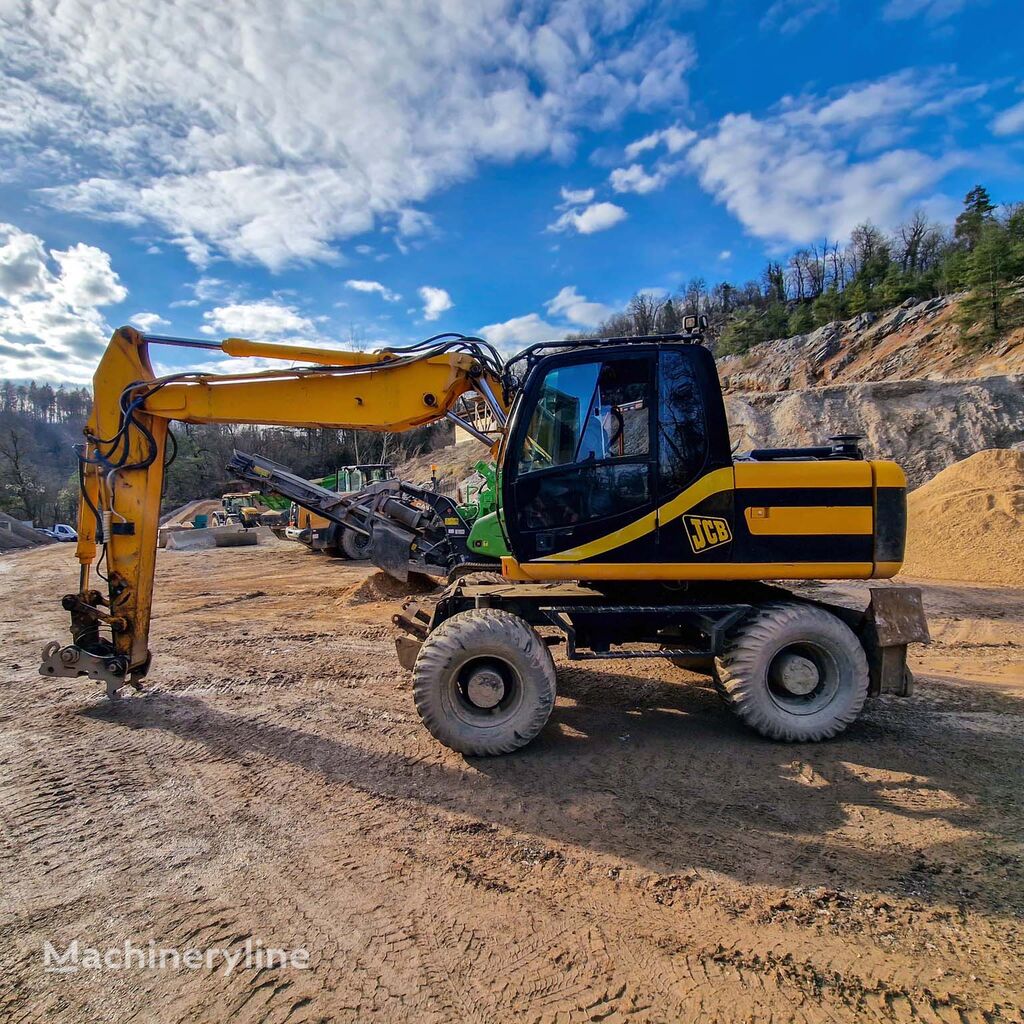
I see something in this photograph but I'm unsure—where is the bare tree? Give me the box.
[627,292,665,335]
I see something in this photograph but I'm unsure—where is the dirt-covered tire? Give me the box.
[340,527,371,560]
[413,608,556,756]
[715,603,869,742]
[457,571,506,586]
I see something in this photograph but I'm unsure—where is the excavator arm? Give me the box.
[40,325,507,696]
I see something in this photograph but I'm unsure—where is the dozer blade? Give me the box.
[369,519,416,582]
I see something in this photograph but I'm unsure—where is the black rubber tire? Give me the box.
[340,527,372,560]
[446,562,503,584]
[413,608,556,756]
[715,602,869,742]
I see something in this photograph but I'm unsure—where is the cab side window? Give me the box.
[658,349,708,493]
[515,357,653,532]
[519,359,650,474]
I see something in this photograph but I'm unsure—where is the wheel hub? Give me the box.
[771,652,820,696]
[465,666,506,709]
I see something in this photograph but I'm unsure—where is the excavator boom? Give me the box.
[41,326,507,694]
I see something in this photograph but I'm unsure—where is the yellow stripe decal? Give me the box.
[539,466,734,562]
[734,461,872,489]
[743,505,873,536]
[502,558,877,582]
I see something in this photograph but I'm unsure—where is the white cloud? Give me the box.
[760,0,837,34]
[882,0,972,20]
[609,161,684,195]
[992,99,1024,136]
[0,223,127,381]
[809,70,935,127]
[345,279,400,302]
[718,250,732,260]
[479,313,559,350]
[419,286,453,321]
[193,277,230,302]
[202,300,314,339]
[549,201,627,235]
[623,123,695,159]
[687,72,969,245]
[1,2,695,270]
[559,186,595,206]
[545,286,613,327]
[481,285,612,350]
[129,312,170,332]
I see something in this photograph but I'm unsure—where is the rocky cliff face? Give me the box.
[725,375,1024,488]
[717,292,1024,394]
[717,290,1024,487]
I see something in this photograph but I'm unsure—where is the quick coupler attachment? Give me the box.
[39,641,130,699]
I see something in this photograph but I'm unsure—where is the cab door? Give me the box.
[653,346,735,563]
[502,350,659,565]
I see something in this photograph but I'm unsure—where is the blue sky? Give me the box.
[0,0,1022,382]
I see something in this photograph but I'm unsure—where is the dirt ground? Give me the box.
[1,542,1022,1023]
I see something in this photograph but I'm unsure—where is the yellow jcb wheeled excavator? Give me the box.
[41,323,928,754]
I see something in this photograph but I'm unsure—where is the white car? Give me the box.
[50,524,78,542]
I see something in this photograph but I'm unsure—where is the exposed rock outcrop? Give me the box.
[718,292,1024,394]
[725,374,1024,488]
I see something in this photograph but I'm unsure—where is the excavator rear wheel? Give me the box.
[715,603,868,742]
[412,608,556,756]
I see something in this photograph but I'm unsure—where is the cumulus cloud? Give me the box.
[419,286,453,321]
[201,300,315,339]
[345,279,400,302]
[549,201,627,235]
[0,223,127,381]
[129,312,170,332]
[481,285,612,350]
[544,286,612,327]
[992,99,1024,136]
[559,186,596,206]
[1,2,695,270]
[623,123,695,159]
[478,313,559,350]
[687,70,970,245]
[609,162,684,195]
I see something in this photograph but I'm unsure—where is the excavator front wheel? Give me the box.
[340,527,372,560]
[715,603,869,742]
[412,608,556,756]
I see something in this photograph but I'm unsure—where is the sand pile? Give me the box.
[338,571,438,605]
[902,449,1024,585]
[0,513,54,552]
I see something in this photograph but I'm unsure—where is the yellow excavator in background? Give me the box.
[40,323,927,755]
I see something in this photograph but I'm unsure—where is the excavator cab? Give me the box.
[501,343,731,567]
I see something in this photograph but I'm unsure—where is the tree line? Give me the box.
[1,381,93,423]
[575,185,1024,355]
[0,410,451,527]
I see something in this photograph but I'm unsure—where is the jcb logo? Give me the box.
[684,515,731,554]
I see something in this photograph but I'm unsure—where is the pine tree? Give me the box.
[788,302,814,335]
[845,280,871,316]
[954,185,995,250]
[812,286,847,327]
[956,220,1023,347]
